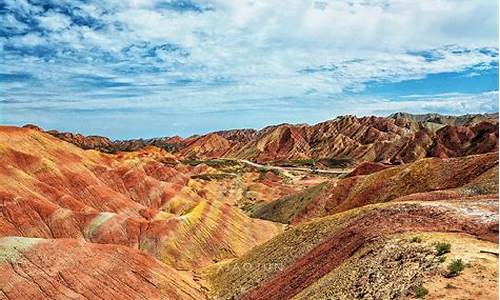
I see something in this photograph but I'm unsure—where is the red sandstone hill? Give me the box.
[225,113,498,164]
[37,112,498,165]
[0,237,205,299]
[2,120,499,300]
[206,199,498,300]
[250,152,499,224]
[0,126,286,299]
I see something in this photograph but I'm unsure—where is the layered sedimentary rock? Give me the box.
[3,117,499,300]
[251,152,498,224]
[39,112,498,165]
[205,200,498,300]
[0,126,284,296]
[0,237,205,300]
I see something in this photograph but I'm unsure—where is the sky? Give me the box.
[0,0,498,139]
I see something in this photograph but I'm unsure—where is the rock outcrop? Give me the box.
[0,126,283,272]
[37,112,498,165]
[0,237,205,300]
[205,200,498,300]
[3,116,499,300]
[251,152,499,224]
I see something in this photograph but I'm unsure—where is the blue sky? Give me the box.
[0,0,498,139]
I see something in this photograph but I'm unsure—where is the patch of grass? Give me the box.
[411,236,422,243]
[435,242,451,256]
[318,157,352,168]
[415,285,428,298]
[273,159,316,167]
[438,256,446,263]
[250,182,328,224]
[190,173,236,181]
[256,167,282,177]
[446,259,465,277]
[181,159,235,168]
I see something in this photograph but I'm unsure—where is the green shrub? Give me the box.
[415,285,429,298]
[190,173,235,181]
[411,236,422,243]
[181,159,235,168]
[435,242,451,256]
[447,259,465,277]
[438,256,446,263]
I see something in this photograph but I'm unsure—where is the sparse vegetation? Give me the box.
[181,159,236,168]
[435,242,451,256]
[318,157,352,168]
[190,173,236,181]
[250,182,328,224]
[411,236,422,243]
[446,259,465,277]
[256,167,282,177]
[273,159,316,167]
[438,256,446,263]
[415,284,429,298]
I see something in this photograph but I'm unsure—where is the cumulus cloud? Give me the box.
[0,0,498,137]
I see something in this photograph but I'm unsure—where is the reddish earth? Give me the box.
[2,114,499,300]
[207,200,498,300]
[44,128,118,153]
[241,203,497,300]
[0,237,205,300]
[0,126,284,277]
[251,152,498,224]
[345,161,391,177]
[179,133,233,158]
[39,112,498,165]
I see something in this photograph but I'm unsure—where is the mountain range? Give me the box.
[1,112,498,300]
[31,112,498,166]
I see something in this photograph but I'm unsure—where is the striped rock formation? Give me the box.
[1,120,498,300]
[41,112,499,166]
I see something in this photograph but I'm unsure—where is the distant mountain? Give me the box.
[33,112,498,165]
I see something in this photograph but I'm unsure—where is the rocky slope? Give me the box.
[250,152,499,224]
[2,119,498,300]
[38,112,498,165]
[225,113,498,164]
[204,199,498,300]
[0,237,205,300]
[0,126,287,298]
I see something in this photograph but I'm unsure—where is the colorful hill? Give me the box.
[0,126,284,288]
[204,199,498,300]
[0,236,205,299]
[40,112,498,166]
[1,115,498,300]
[250,152,498,224]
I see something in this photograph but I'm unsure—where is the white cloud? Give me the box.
[14,32,46,46]
[36,12,72,31]
[0,0,498,137]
